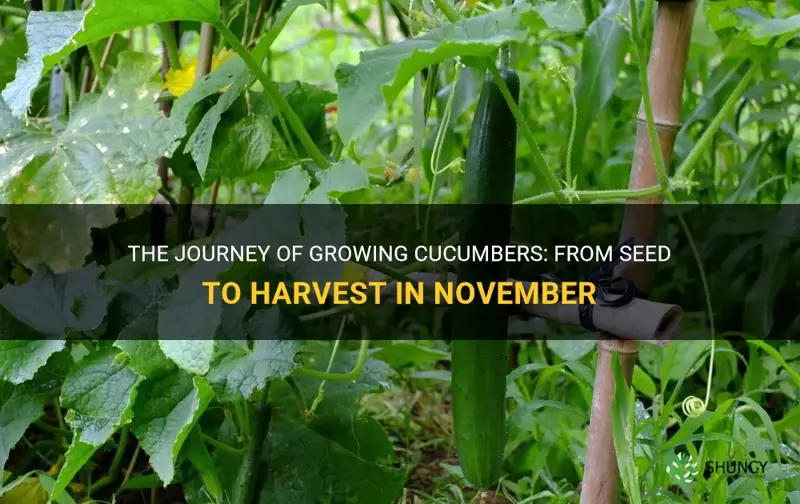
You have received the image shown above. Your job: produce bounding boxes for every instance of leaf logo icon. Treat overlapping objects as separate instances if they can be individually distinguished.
[666,452,699,484]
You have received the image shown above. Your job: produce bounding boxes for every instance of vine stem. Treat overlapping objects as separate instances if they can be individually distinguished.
[432,0,460,22]
[295,328,370,381]
[0,6,28,17]
[239,388,271,504]
[514,184,663,204]
[89,35,116,93]
[249,0,269,47]
[201,432,246,455]
[215,22,331,170]
[424,62,462,242]
[308,316,349,416]
[674,63,759,180]
[89,426,129,493]
[157,23,182,70]
[114,442,141,499]
[486,63,566,203]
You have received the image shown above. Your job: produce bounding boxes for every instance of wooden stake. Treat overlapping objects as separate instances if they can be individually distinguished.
[580,2,696,503]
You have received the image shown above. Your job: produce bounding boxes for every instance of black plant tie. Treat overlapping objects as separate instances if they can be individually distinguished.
[541,237,641,332]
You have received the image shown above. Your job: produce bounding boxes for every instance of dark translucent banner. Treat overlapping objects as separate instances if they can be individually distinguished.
[0,204,796,341]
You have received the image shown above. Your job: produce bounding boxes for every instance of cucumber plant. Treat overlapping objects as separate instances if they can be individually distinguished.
[0,1,797,504]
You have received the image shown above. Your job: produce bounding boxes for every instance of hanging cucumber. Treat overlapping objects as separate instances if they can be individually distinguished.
[451,62,519,490]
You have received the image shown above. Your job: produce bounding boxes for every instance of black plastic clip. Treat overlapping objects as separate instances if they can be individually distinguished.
[542,237,643,332]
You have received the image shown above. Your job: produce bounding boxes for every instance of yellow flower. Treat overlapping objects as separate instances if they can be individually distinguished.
[341,261,369,283]
[212,48,236,70]
[164,66,196,98]
[164,49,238,98]
[406,167,423,184]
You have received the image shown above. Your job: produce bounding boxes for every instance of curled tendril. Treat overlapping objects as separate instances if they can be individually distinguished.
[681,395,707,418]
[681,339,716,418]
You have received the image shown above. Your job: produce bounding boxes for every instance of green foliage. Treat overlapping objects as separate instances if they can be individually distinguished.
[335,4,539,142]
[0,0,799,503]
[2,0,220,117]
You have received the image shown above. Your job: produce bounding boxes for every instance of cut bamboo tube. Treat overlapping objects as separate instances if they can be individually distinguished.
[359,271,683,343]
[580,2,697,503]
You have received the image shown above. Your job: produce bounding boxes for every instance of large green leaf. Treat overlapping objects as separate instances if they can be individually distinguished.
[0,31,26,92]
[304,160,370,203]
[159,340,215,376]
[6,206,117,273]
[257,0,324,51]
[171,58,247,132]
[114,339,176,379]
[263,165,312,204]
[53,351,141,499]
[260,417,404,504]
[184,66,250,180]
[184,428,222,502]
[208,309,300,402]
[0,264,110,338]
[0,52,181,204]
[50,441,97,501]
[258,343,397,502]
[131,371,214,485]
[0,382,48,471]
[206,115,273,182]
[569,0,629,172]
[534,0,585,33]
[263,346,400,503]
[737,8,800,46]
[60,350,141,446]
[157,207,305,346]
[1,0,220,117]
[0,340,63,386]
[335,5,537,142]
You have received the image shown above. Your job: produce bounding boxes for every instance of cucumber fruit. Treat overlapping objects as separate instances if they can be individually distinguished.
[451,64,519,489]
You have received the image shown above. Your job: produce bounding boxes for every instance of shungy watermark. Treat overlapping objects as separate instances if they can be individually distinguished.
[666,453,769,484]
[705,460,768,476]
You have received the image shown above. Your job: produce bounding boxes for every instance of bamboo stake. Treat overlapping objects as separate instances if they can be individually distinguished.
[157,23,178,188]
[580,2,696,503]
[89,35,116,93]
[177,23,215,242]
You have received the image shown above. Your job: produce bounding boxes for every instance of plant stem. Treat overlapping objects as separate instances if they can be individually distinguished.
[201,432,247,455]
[296,331,370,381]
[178,23,215,241]
[216,22,331,169]
[514,184,663,204]
[249,0,269,47]
[308,316,348,416]
[0,5,28,17]
[89,35,116,93]
[90,426,129,493]
[675,63,758,181]
[486,63,566,203]
[157,23,182,70]
[238,388,271,504]
[299,304,350,322]
[432,0,460,22]
[206,179,221,236]
[34,420,70,437]
[196,23,216,77]
[114,442,141,499]
[377,0,390,45]
[242,0,251,45]
[86,43,107,91]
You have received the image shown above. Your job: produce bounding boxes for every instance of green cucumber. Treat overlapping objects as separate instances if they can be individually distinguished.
[451,65,519,489]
